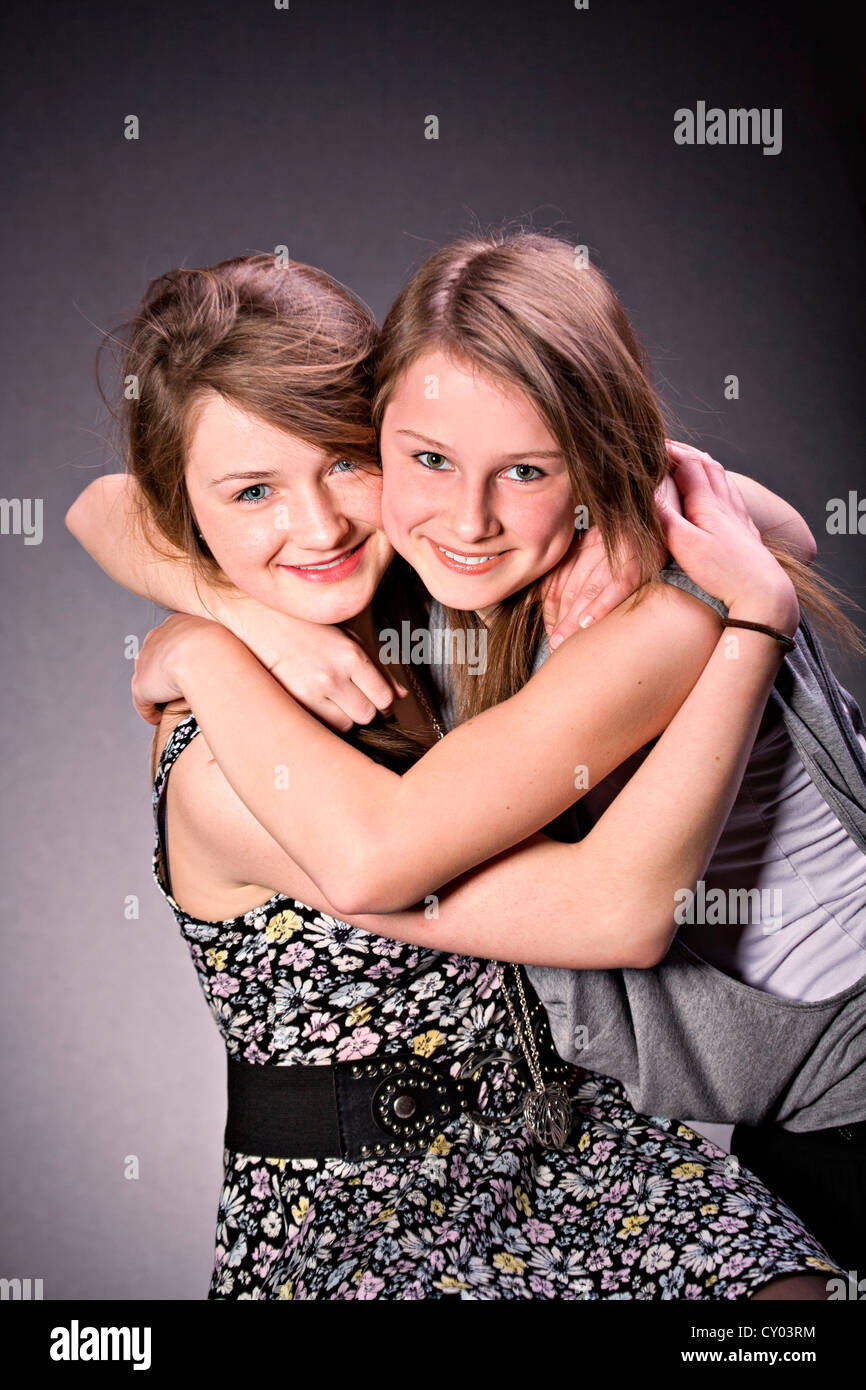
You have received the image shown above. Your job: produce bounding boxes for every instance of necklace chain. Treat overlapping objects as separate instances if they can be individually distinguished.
[403,663,547,1094]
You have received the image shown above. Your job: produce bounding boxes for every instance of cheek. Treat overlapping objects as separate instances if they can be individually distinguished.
[380,470,416,540]
[512,494,574,548]
[334,473,384,528]
[199,513,275,581]
[507,496,576,577]
[544,511,579,560]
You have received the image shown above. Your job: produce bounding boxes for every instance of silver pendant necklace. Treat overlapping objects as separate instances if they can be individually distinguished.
[403,664,573,1150]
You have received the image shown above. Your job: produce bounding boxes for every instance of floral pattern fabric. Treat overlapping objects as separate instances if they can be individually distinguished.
[153,715,841,1300]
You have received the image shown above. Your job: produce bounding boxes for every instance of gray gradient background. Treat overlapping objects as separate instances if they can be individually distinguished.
[2,0,864,1300]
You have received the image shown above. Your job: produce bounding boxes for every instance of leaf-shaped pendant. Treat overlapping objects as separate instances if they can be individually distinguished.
[523,1083,573,1149]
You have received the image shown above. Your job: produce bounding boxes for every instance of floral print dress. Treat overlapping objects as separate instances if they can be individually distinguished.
[153,714,841,1300]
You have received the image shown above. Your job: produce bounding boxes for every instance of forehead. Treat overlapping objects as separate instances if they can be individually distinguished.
[185,392,328,474]
[384,350,556,446]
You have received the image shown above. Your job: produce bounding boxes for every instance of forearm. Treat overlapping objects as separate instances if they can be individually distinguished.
[173,586,721,914]
[569,616,789,962]
[65,474,241,618]
[350,621,790,968]
[730,472,817,563]
[347,833,643,967]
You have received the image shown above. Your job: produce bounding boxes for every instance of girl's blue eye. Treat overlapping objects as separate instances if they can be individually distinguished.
[504,463,544,482]
[332,459,358,473]
[415,451,450,470]
[235,483,273,505]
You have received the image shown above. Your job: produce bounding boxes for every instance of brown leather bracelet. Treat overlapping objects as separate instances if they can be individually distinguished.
[721,617,796,653]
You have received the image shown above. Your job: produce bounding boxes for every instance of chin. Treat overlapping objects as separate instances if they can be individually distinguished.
[302,588,376,624]
[420,579,505,612]
[414,565,526,613]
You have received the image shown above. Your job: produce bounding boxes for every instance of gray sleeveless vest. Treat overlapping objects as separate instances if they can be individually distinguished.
[428,569,866,1132]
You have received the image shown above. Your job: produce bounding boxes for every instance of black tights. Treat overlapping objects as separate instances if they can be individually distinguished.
[730,1117,866,1273]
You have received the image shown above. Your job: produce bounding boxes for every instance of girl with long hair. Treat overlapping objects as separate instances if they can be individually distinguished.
[67,248,843,1298]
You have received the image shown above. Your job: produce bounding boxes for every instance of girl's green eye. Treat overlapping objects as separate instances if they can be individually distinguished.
[415,451,449,470]
[505,463,544,482]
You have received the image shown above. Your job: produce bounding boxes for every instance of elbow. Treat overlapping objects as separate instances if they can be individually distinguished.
[556,921,672,972]
[64,496,86,539]
[65,478,103,541]
[770,519,817,566]
[329,886,421,918]
[319,848,419,919]
[799,525,818,566]
[625,935,671,969]
[612,906,675,969]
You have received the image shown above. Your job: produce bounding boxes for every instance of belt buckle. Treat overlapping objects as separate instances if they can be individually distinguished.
[370,1053,471,1148]
[338,1052,474,1159]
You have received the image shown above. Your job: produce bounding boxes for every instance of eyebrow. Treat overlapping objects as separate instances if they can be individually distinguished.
[208,470,282,487]
[394,429,563,460]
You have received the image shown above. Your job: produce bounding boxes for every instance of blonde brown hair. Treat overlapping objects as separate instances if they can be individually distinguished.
[372,229,861,722]
[99,253,434,780]
[104,253,381,589]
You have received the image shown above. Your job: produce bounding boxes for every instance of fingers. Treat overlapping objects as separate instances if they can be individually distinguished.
[666,440,757,532]
[655,471,684,518]
[543,530,606,635]
[725,473,754,528]
[345,649,407,713]
[548,560,607,646]
[665,443,718,517]
[131,650,162,724]
[549,573,638,649]
[267,643,405,726]
[549,554,646,648]
[541,569,565,634]
[315,698,357,734]
[655,495,698,552]
[131,686,164,726]
[331,680,382,728]
[667,440,727,496]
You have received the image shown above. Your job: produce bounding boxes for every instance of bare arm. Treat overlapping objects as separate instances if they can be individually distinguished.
[150,455,798,950]
[168,612,791,968]
[65,464,814,670]
[727,470,816,563]
[65,473,236,616]
[134,453,799,918]
[545,445,816,645]
[64,473,402,725]
[66,468,815,612]
[371,625,790,965]
[141,583,722,915]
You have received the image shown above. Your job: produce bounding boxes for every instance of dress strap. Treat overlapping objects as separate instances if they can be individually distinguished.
[152,713,201,905]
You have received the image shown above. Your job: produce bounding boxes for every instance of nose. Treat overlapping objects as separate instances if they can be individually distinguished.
[444,474,500,544]
[278,483,352,555]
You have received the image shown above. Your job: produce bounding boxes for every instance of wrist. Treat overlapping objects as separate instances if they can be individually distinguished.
[726,590,800,640]
[206,583,258,632]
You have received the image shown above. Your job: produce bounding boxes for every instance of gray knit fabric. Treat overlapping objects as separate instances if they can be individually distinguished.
[427,569,866,1131]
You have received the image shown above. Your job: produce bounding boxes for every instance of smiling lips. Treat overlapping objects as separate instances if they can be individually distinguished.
[279,537,369,582]
[427,538,509,575]
[279,534,506,583]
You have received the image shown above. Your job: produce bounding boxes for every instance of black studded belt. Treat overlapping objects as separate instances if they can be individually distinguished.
[224,1015,576,1161]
